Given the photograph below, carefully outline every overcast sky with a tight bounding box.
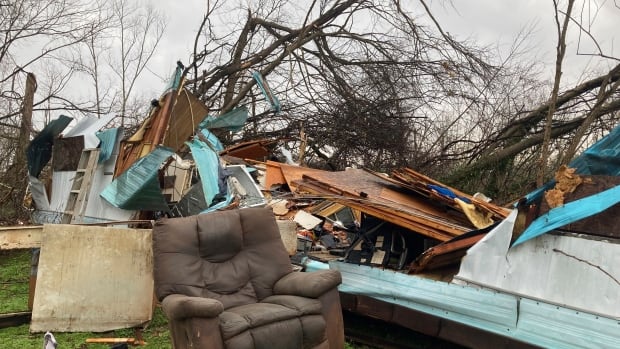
[143,0,619,95]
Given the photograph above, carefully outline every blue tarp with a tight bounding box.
[100,146,173,211]
[514,123,620,246]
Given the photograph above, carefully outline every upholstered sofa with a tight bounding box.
[152,207,344,349]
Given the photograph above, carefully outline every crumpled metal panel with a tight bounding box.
[456,209,620,320]
[515,299,620,349]
[27,115,72,177]
[96,128,121,163]
[327,260,620,348]
[187,138,221,207]
[198,106,248,131]
[330,261,518,328]
[100,146,173,211]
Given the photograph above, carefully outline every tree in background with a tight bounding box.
[0,0,166,222]
[182,0,619,203]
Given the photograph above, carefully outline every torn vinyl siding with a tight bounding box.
[83,128,134,223]
[455,210,620,319]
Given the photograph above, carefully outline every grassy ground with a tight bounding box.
[0,249,457,349]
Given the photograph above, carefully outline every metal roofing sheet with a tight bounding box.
[187,138,220,207]
[198,106,248,131]
[331,261,518,329]
[27,115,72,177]
[64,114,115,148]
[100,146,173,211]
[96,128,121,163]
[324,260,620,348]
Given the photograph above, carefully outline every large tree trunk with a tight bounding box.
[2,72,37,222]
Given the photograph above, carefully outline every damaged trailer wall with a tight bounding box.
[326,260,620,349]
[455,210,620,320]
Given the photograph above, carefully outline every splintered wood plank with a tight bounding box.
[0,226,43,249]
[278,162,327,191]
[30,224,153,332]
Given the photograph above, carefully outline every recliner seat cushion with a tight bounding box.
[219,296,323,339]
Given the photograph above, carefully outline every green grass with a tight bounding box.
[0,250,30,314]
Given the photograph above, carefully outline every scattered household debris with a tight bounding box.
[3,62,619,349]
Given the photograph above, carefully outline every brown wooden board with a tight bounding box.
[295,169,471,241]
[0,226,42,250]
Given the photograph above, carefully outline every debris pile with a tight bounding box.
[23,66,512,279]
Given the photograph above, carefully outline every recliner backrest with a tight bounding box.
[153,207,293,309]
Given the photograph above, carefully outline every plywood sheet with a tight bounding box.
[265,161,286,189]
[164,89,208,151]
[30,224,153,332]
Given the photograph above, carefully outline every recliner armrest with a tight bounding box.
[273,269,342,298]
[161,294,224,321]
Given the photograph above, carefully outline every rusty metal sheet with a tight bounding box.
[409,233,486,273]
[30,224,153,332]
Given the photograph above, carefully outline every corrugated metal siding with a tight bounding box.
[326,260,620,348]
[100,146,173,211]
[331,261,518,329]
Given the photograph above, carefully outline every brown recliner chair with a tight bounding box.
[152,207,345,349]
